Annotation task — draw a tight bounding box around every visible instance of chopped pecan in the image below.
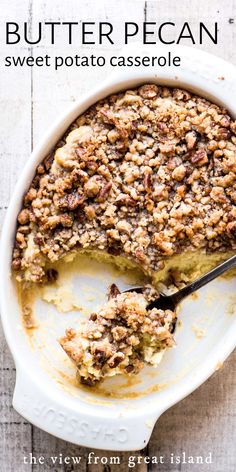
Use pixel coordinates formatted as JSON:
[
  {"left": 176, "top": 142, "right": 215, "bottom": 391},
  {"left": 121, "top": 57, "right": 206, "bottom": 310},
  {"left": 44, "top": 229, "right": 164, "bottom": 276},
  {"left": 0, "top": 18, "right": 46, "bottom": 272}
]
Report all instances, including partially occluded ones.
[
  {"left": 112, "top": 326, "right": 127, "bottom": 341},
  {"left": 108, "top": 283, "right": 121, "bottom": 299},
  {"left": 12, "top": 258, "right": 21, "bottom": 271},
  {"left": 185, "top": 131, "right": 198, "bottom": 150},
  {"left": 24, "top": 187, "right": 37, "bottom": 203},
  {"left": 75, "top": 147, "right": 87, "bottom": 159},
  {"left": 34, "top": 234, "right": 44, "bottom": 246},
  {"left": 43, "top": 215, "right": 61, "bottom": 230},
  {"left": 16, "top": 232, "right": 26, "bottom": 247},
  {"left": 173, "top": 88, "right": 191, "bottom": 101},
  {"left": 84, "top": 176, "right": 101, "bottom": 197},
  {"left": 172, "top": 164, "right": 186, "bottom": 182},
  {"left": 230, "top": 121, "right": 236, "bottom": 134},
  {"left": 65, "top": 328, "right": 77, "bottom": 340},
  {"left": 191, "top": 149, "right": 208, "bottom": 166},
  {"left": 43, "top": 152, "right": 54, "bottom": 171},
  {"left": 210, "top": 186, "right": 227, "bottom": 203},
  {"left": 159, "top": 142, "right": 175, "bottom": 154},
  {"left": 227, "top": 221, "right": 236, "bottom": 238},
  {"left": 139, "top": 84, "right": 159, "bottom": 99},
  {"left": 116, "top": 220, "right": 131, "bottom": 234},
  {"left": 108, "top": 352, "right": 125, "bottom": 368},
  {"left": 17, "top": 209, "right": 30, "bottom": 225},
  {"left": 135, "top": 248, "right": 147, "bottom": 262},
  {"left": 86, "top": 161, "right": 98, "bottom": 172},
  {"left": 84, "top": 205, "right": 96, "bottom": 220},
  {"left": 67, "top": 193, "right": 85, "bottom": 210},
  {"left": 216, "top": 127, "right": 231, "bottom": 139},
  {"left": 115, "top": 194, "right": 137, "bottom": 207},
  {"left": 93, "top": 348, "right": 107, "bottom": 365},
  {"left": 98, "top": 181, "right": 112, "bottom": 200},
  {"left": 143, "top": 172, "right": 152, "bottom": 192}
]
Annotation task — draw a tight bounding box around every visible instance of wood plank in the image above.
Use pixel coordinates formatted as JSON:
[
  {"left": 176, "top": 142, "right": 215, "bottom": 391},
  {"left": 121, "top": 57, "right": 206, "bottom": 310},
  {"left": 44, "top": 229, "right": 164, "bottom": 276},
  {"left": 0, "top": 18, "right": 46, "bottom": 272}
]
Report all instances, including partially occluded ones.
[
  {"left": 146, "top": 0, "right": 236, "bottom": 63},
  {"left": 0, "top": 423, "right": 32, "bottom": 472},
  {"left": 0, "top": 1, "right": 32, "bottom": 470},
  {"left": 31, "top": 428, "right": 87, "bottom": 472},
  {"left": 0, "top": 4, "right": 32, "bottom": 206},
  {"left": 148, "top": 351, "right": 236, "bottom": 472}
]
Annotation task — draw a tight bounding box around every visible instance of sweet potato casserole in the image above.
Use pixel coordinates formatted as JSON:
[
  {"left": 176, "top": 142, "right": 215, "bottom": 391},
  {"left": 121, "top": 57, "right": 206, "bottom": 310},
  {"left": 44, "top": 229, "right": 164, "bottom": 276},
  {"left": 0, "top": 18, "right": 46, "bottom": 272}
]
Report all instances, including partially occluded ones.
[{"left": 12, "top": 84, "right": 236, "bottom": 384}]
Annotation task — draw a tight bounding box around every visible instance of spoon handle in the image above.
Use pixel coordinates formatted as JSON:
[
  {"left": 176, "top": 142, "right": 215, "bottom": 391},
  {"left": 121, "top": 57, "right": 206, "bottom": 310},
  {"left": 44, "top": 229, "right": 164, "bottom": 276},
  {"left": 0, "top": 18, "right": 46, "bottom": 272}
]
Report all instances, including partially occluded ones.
[{"left": 171, "top": 254, "right": 236, "bottom": 306}]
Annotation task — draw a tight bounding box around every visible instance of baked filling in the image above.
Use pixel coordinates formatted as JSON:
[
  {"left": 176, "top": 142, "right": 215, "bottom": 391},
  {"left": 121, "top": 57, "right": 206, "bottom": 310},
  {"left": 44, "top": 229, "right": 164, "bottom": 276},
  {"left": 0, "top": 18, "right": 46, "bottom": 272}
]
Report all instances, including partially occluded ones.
[
  {"left": 59, "top": 284, "right": 176, "bottom": 385},
  {"left": 12, "top": 84, "right": 236, "bottom": 384}
]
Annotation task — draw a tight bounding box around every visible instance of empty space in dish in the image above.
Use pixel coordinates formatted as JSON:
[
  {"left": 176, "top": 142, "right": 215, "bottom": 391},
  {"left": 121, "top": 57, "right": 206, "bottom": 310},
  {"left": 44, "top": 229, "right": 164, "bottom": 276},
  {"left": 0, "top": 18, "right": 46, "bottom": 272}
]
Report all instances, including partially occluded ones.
[{"left": 20, "top": 252, "right": 236, "bottom": 403}]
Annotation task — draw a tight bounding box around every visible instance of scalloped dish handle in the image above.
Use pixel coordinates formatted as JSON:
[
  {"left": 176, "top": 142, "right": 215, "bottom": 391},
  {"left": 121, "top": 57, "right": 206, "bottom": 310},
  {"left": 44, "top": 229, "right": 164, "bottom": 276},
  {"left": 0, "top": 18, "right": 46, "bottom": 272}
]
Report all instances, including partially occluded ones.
[{"left": 13, "top": 369, "right": 160, "bottom": 450}]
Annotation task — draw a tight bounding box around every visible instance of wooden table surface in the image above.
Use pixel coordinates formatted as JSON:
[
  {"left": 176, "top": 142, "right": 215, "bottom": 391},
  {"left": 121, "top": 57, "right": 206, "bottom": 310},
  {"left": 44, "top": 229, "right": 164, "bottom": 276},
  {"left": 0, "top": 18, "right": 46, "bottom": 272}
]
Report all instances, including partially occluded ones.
[{"left": 0, "top": 1, "right": 236, "bottom": 471}]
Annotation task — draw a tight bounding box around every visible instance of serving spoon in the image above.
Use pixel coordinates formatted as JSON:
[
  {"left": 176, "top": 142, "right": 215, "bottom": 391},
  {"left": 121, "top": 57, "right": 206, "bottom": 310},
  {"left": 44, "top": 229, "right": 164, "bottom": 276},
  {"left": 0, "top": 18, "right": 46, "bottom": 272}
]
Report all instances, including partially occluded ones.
[{"left": 124, "top": 254, "right": 236, "bottom": 312}]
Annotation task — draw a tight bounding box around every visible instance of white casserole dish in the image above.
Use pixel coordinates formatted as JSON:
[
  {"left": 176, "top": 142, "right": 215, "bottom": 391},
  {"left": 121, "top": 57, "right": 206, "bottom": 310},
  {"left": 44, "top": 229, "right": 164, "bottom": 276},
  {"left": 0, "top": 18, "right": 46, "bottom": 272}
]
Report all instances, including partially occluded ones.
[{"left": 1, "top": 45, "right": 236, "bottom": 451}]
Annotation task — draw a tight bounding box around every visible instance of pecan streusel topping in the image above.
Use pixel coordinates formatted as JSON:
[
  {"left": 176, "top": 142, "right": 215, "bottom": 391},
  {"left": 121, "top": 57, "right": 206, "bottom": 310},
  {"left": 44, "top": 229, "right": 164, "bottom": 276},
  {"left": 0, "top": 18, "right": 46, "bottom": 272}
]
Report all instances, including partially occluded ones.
[
  {"left": 12, "top": 84, "right": 236, "bottom": 283},
  {"left": 59, "top": 284, "right": 176, "bottom": 385}
]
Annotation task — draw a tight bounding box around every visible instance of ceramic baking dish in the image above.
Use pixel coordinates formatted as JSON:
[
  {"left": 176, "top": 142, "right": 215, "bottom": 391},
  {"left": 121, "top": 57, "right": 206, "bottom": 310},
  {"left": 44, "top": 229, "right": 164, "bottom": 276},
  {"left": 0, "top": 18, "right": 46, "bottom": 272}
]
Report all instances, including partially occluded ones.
[{"left": 1, "top": 45, "right": 236, "bottom": 451}]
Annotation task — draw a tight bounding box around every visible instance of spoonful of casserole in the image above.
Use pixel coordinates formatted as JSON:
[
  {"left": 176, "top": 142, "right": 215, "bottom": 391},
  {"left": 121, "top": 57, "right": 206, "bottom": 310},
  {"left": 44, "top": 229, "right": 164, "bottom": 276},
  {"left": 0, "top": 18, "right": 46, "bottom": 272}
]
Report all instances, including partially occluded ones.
[{"left": 59, "top": 254, "right": 236, "bottom": 386}]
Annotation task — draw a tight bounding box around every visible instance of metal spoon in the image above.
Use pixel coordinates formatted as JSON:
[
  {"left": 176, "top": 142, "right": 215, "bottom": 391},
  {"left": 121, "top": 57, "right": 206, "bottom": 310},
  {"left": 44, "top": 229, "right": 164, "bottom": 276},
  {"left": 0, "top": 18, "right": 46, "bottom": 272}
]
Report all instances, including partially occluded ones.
[{"left": 124, "top": 254, "right": 236, "bottom": 312}]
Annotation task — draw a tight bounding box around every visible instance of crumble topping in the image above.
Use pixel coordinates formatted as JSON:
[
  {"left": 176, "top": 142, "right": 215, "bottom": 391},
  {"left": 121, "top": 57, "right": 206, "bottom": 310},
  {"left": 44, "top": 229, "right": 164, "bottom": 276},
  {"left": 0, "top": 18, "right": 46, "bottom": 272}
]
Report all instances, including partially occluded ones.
[
  {"left": 12, "top": 84, "right": 236, "bottom": 283},
  {"left": 59, "top": 284, "right": 176, "bottom": 385}
]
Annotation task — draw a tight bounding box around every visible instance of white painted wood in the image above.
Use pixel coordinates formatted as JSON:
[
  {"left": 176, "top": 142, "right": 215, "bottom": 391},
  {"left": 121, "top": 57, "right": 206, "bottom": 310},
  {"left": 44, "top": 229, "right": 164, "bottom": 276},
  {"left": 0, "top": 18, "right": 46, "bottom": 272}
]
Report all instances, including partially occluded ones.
[
  {"left": 0, "top": 2, "right": 33, "bottom": 469},
  {"left": 0, "top": 0, "right": 235, "bottom": 471},
  {"left": 149, "top": 354, "right": 236, "bottom": 472}
]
